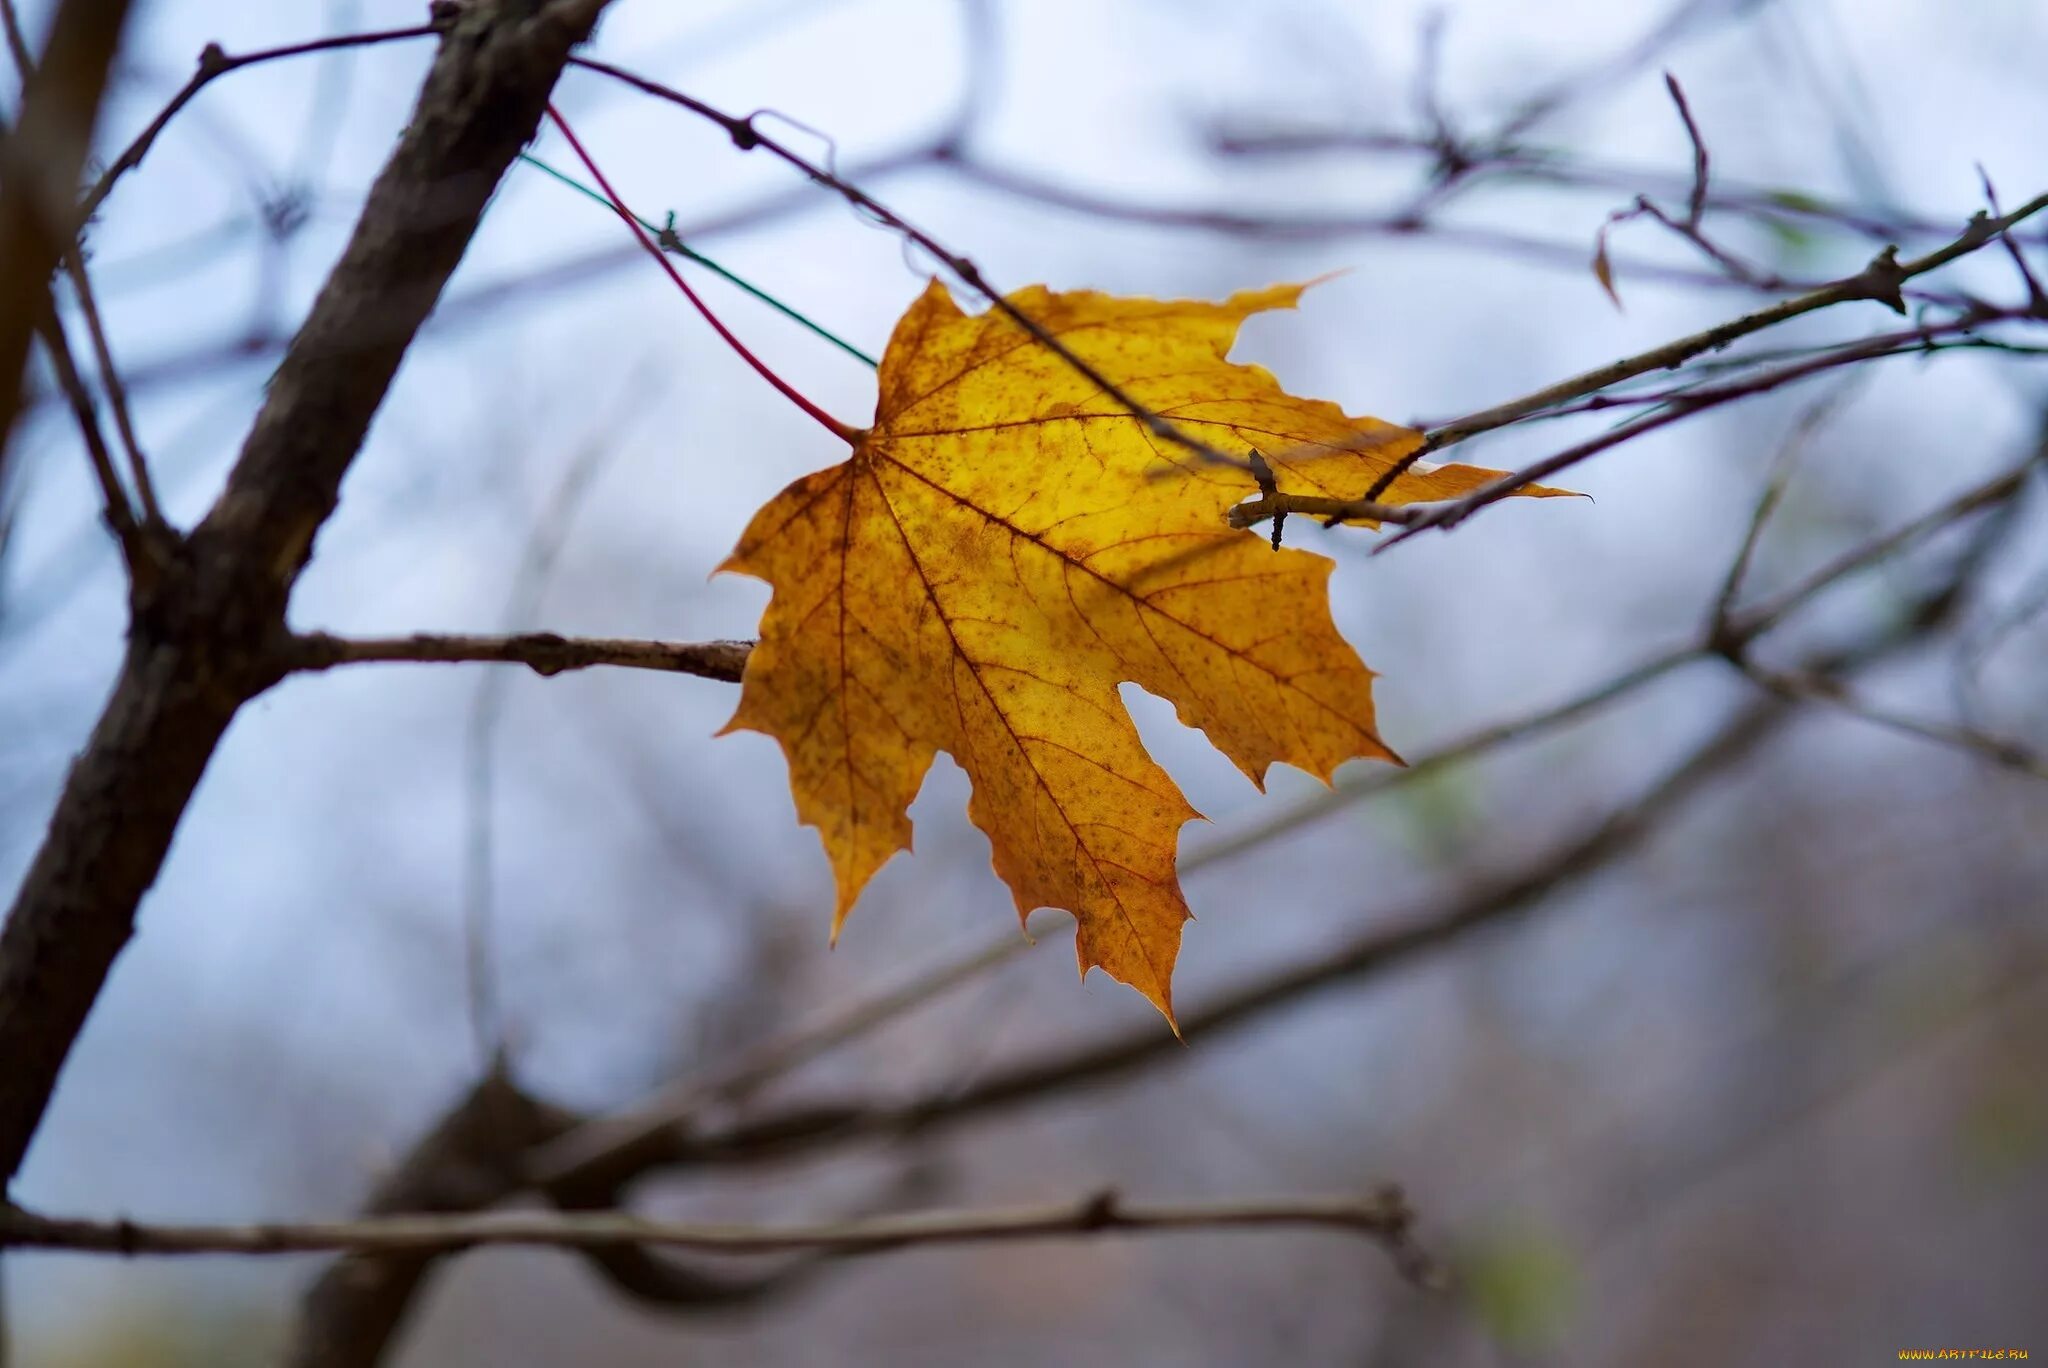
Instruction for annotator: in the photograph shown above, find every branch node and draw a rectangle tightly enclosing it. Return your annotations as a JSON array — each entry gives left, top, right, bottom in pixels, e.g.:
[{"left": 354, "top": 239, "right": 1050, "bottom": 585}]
[
  {"left": 524, "top": 631, "right": 570, "bottom": 676},
  {"left": 1703, "top": 616, "right": 1749, "bottom": 664},
  {"left": 1854, "top": 244, "right": 1908, "bottom": 314},
  {"left": 655, "top": 210, "right": 684, "bottom": 253},
  {"left": 1075, "top": 1189, "right": 1121, "bottom": 1231}
]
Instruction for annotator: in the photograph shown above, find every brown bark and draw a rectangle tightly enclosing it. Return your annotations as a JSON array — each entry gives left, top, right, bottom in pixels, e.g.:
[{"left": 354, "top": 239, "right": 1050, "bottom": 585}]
[{"left": 0, "top": 0, "right": 614, "bottom": 1185}]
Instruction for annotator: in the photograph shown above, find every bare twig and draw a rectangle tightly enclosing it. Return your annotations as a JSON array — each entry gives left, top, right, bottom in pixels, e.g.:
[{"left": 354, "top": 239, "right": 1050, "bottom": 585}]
[
  {"left": 1424, "top": 192, "right": 2046, "bottom": 450},
  {"left": 1665, "top": 72, "right": 1711, "bottom": 229},
  {"left": 943, "top": 156, "right": 1779, "bottom": 296},
  {"left": 1706, "top": 379, "right": 1865, "bottom": 636},
  {"left": 281, "top": 1069, "right": 807, "bottom": 1368},
  {"left": 568, "top": 57, "right": 1251, "bottom": 474},
  {"left": 0, "top": 0, "right": 30, "bottom": 75},
  {"left": 1734, "top": 661, "right": 2048, "bottom": 781},
  {"left": 0, "top": 1188, "right": 1432, "bottom": 1280},
  {"left": 74, "top": 23, "right": 441, "bottom": 225},
  {"left": 457, "top": 376, "right": 656, "bottom": 1068},
  {"left": 1367, "top": 306, "right": 2029, "bottom": 550},
  {"left": 30, "top": 305, "right": 142, "bottom": 564},
  {"left": 1247, "top": 292, "right": 2029, "bottom": 537},
  {"left": 1213, "top": 126, "right": 2048, "bottom": 252},
  {"left": 285, "top": 631, "right": 751, "bottom": 683},
  {"left": 1976, "top": 166, "right": 2048, "bottom": 318},
  {"left": 1725, "top": 457, "right": 2038, "bottom": 643}
]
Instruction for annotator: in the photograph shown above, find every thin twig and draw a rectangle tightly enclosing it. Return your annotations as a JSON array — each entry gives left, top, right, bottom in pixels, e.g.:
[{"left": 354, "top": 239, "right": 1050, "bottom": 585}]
[
  {"left": 4, "top": 0, "right": 166, "bottom": 527},
  {"left": 569, "top": 57, "right": 1252, "bottom": 474},
  {"left": 1664, "top": 71, "right": 1710, "bottom": 228},
  {"left": 1423, "top": 191, "right": 2048, "bottom": 451},
  {"left": 56, "top": 254, "right": 161, "bottom": 524},
  {"left": 1727, "top": 458, "right": 2039, "bottom": 642},
  {"left": 0, "top": 0, "right": 138, "bottom": 460},
  {"left": 31, "top": 306, "right": 143, "bottom": 565},
  {"left": 75, "top": 24, "right": 441, "bottom": 224},
  {"left": 1366, "top": 307, "right": 2026, "bottom": 550},
  {"left": 0, "top": 1189, "right": 1432, "bottom": 1280},
  {"left": 1735, "top": 661, "right": 2048, "bottom": 782},
  {"left": 0, "top": 0, "right": 30, "bottom": 75},
  {"left": 944, "top": 156, "right": 1779, "bottom": 296},
  {"left": 524, "top": 927, "right": 1037, "bottom": 1192},
  {"left": 285, "top": 631, "right": 751, "bottom": 683},
  {"left": 1706, "top": 378, "right": 1865, "bottom": 636},
  {"left": 1213, "top": 126, "right": 2048, "bottom": 251},
  {"left": 1975, "top": 165, "right": 2048, "bottom": 317}
]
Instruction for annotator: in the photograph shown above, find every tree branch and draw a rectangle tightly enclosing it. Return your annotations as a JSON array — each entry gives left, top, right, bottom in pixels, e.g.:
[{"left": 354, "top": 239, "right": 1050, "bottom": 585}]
[
  {"left": 0, "top": 0, "right": 614, "bottom": 1187},
  {"left": 0, "top": 1187, "right": 1431, "bottom": 1280},
  {"left": 284, "top": 1070, "right": 579, "bottom": 1368},
  {"left": 568, "top": 57, "right": 1256, "bottom": 474},
  {"left": 1422, "top": 192, "right": 2046, "bottom": 451},
  {"left": 29, "top": 302, "right": 144, "bottom": 565},
  {"left": 286, "top": 631, "right": 751, "bottom": 683},
  {"left": 0, "top": 0, "right": 137, "bottom": 455}
]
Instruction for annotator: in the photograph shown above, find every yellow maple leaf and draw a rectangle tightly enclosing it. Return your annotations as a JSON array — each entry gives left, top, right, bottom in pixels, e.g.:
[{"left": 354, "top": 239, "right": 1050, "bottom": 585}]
[{"left": 721, "top": 280, "right": 1562, "bottom": 1026}]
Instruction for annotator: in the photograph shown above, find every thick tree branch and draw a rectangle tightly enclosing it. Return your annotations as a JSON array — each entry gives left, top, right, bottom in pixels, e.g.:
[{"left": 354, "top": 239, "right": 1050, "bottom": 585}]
[
  {"left": 1230, "top": 305, "right": 2037, "bottom": 542},
  {"left": 285, "top": 1071, "right": 579, "bottom": 1368},
  {"left": 1212, "top": 125, "right": 2048, "bottom": 248},
  {"left": 0, "top": 0, "right": 613, "bottom": 1187}
]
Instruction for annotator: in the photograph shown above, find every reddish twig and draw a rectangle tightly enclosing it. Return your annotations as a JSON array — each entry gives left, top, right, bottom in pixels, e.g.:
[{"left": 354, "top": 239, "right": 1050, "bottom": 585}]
[{"left": 543, "top": 103, "right": 859, "bottom": 443}]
